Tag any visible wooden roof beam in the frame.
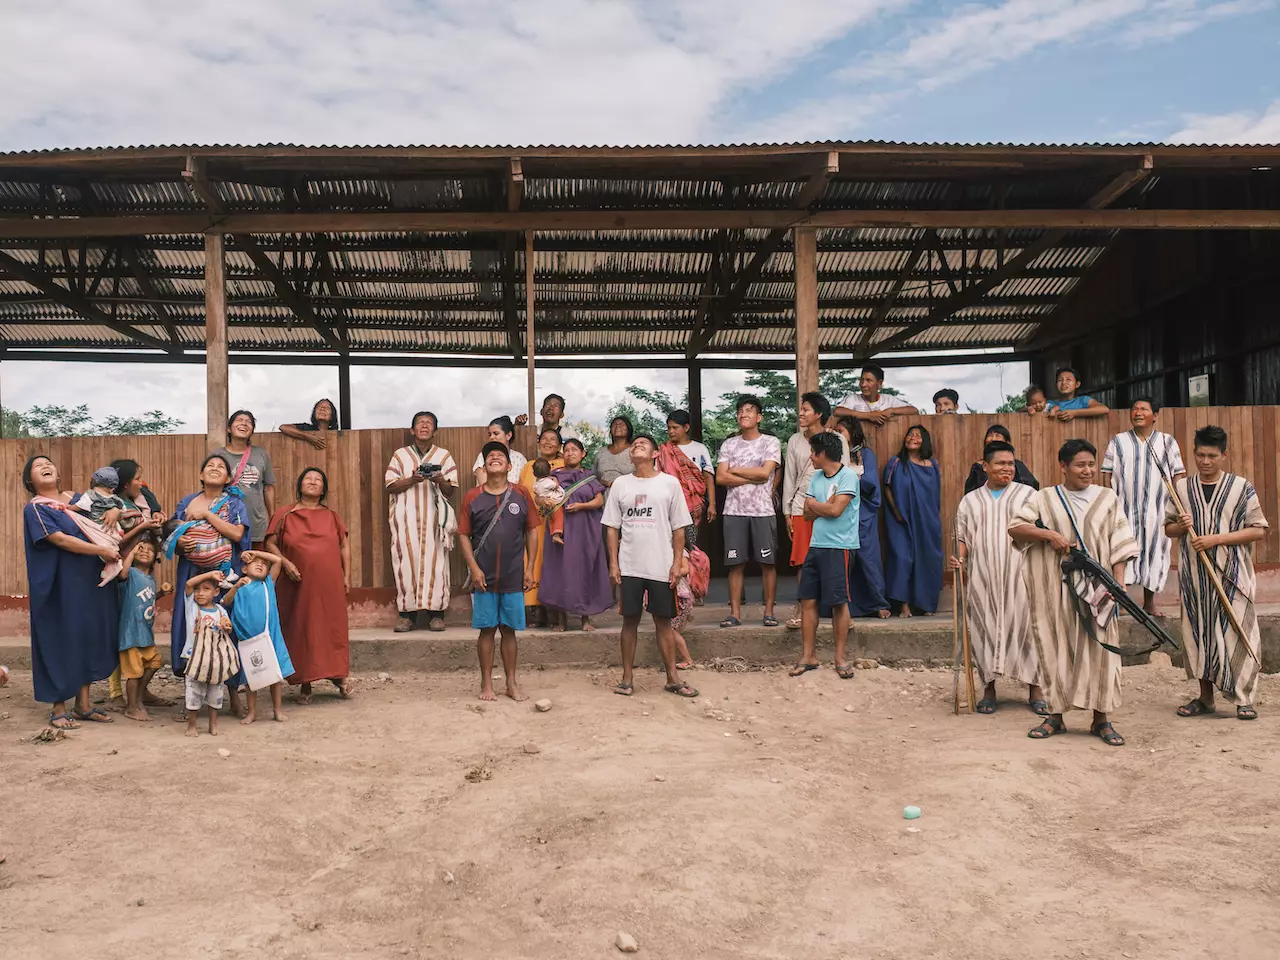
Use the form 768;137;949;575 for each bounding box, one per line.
853;232;930;356
121;242;182;346
870;157;1156;355
507;158;524;213
0;249;175;351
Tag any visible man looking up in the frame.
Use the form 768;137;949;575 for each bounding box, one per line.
716;395;782;628
602;435;697;699
833;364;915;426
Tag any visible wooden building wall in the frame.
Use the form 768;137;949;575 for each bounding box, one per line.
5;408;1279;600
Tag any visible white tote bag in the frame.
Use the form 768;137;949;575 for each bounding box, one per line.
238;587;283;691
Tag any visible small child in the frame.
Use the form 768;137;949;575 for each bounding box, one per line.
671;549;695;669
183;570;240;737
116;535;172;722
69;466;135;586
531;458;566;545
1045;367;1109;420
1024;385;1047;414
223;550;294;725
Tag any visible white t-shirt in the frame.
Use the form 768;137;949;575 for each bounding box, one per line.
838;392;914;413
471;449;527;484
677;440;713;475
718;433;782;518
601;472;693;582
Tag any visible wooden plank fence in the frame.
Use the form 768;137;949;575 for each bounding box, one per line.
3;408;1277;598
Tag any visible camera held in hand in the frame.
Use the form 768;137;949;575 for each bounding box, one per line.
417;462;443;478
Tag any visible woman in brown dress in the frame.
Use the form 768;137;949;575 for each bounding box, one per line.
265;467;353;704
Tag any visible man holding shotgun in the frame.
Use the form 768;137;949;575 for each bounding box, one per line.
1164;425;1267;721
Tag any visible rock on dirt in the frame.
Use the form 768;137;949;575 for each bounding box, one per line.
534;699;553;713
217;748;231;758
523;742;541;755
615;931;639;953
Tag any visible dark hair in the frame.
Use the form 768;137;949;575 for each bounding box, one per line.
1026;384;1046;398
983;440;1016;461
21;453;51;494
666;409;692;428
809;432;843;462
834;415;865;448
1194;424;1228;453
310;398;339;430
481;441;510;465
201;452;233;480
488;415;516;440
110;458;140;496
609;416;634;443
563;437;585;453
1131;396;1160;413
799;391;832;422
541;393;566;411
862;364;886;382
932;388;960;406
984;424;1012;444
410;410;438;430
133;531;163;556
897;425;933;463
1058;438;1097;465
161;516;182;540
532;457;552;478
1055;367;1081;382
538;427;563;444
226;409;256;441
633;434;658;452
295;466;329;502
735;394;764;416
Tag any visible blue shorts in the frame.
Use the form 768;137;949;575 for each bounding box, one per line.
798;547;852;609
471;591;526;630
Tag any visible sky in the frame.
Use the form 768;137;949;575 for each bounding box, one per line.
2;0;1278;432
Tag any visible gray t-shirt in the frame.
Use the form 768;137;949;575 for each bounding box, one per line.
595;446;636;491
213;444;275;542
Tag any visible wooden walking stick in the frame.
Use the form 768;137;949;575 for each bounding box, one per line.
952;563;961;715
1159;473;1260;665
958;564;977;713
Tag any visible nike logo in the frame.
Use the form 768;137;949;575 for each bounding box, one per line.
761;549;772;558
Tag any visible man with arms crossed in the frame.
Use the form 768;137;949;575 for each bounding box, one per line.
603;435;698;699
788;432;860;680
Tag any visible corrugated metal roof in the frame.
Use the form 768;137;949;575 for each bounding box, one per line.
0;141;1269;360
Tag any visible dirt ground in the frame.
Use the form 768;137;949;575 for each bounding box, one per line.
1;657;1276;960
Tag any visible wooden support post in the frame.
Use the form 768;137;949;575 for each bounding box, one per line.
525;231;536;425
688;363;703;440
338;355;353;429
793;227;819;400
204;233;228;451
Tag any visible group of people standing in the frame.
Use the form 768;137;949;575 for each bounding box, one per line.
22;399;354;729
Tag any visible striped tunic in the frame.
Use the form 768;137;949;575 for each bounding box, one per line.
385;444;459;613
1012;485;1139;714
955;483;1039;686
1102;430;1184;593
1165;474;1267;705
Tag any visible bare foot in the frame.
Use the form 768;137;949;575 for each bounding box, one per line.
550;623;566;633
333;678;355;699
505;683;528;702
478;687;497;702
273;710;287;722
581;617;594;632
898;608;913;619
123;705;151;722
876;609;891;619
240;712;256;725
297;682;313;705
185;724;199;738
105;696;126;713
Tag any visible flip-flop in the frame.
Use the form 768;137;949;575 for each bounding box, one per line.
976;699;997;714
835;663;856;680
664;682;699;698
785;616;802;630
788;662;820;677
676;661;694;670
1028;717;1066;739
1090;721;1126;746
613;682;634;697
1237;705;1258;721
1028;699;1050;716
763;615;780;627
72;707;114;723
1176;698;1215;717
720;616;741;628
48;713;80;729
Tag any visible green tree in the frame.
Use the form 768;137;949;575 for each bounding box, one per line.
0;407;31;438
995;391;1030;414
571;420;608;467
10;404;184;437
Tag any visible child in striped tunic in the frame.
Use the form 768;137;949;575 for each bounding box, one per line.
182;570;240;737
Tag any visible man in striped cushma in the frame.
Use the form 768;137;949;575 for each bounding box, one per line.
1102;398;1186;614
1164;425;1267;722
951;440;1046;716
1010;439;1140;747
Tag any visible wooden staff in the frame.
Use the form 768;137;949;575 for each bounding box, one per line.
951;563;961;715
958;564;977;712
1161;474;1260;665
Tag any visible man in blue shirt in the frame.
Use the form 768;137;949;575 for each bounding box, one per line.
789;432;861;680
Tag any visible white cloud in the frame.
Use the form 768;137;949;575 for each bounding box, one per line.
1166;98;1280;144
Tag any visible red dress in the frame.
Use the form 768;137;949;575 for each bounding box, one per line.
267;505;350;683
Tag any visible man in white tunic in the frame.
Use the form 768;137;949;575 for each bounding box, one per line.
385;411;458;632
951;440;1044;715
1102;397;1185;614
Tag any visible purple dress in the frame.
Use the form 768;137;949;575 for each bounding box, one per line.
538;467;613;617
